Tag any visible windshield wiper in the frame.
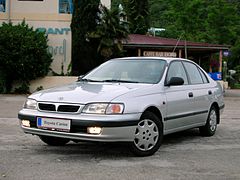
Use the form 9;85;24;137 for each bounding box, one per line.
80;78;102;82
102;79;139;83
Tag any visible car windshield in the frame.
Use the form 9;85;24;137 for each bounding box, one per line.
82;59;166;84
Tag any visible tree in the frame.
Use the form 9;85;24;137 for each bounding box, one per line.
149;0;240;44
206;0;239;45
111;0;129;12
0;21;52;93
71;1;129;74
71;0;100;75
149;0;171;28
88;6;129;60
128;0;150;34
109;0;151;34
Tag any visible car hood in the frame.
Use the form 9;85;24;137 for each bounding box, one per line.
29;82;153;104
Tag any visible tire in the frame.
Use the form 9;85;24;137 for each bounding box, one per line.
39;135;70;146
199;106;218;137
131;111;163;156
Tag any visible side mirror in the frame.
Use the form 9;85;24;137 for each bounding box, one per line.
165;77;184;86
77;75;84;82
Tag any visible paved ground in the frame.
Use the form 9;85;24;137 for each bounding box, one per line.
0;90;240;180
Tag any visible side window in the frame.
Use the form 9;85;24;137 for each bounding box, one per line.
183;62;203;84
0;0;5;12
59;0;73;14
166;61;188;85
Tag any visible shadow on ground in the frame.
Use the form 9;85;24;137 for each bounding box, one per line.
32;128;201;158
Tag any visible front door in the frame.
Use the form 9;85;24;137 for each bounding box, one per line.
164;61;194;133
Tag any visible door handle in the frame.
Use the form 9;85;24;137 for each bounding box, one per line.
188;92;193;98
208;90;212;95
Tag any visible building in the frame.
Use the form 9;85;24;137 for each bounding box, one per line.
124;34;229;77
0;0;111;74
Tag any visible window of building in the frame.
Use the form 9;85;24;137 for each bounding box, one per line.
59;0;73;14
0;0;5;12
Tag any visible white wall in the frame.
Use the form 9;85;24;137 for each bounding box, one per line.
101;0;111;8
11;0;58;14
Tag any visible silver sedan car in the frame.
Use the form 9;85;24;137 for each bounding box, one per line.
18;57;224;156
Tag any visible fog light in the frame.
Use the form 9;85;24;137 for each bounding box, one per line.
22;120;30;127
87;127;102;135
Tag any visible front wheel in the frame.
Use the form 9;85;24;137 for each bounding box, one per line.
39;136;70;146
131;111;163;156
199;106;218;136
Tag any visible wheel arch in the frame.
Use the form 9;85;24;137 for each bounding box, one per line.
142;106;163;123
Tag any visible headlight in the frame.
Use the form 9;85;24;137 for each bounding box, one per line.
82;103;124;114
23;99;37;110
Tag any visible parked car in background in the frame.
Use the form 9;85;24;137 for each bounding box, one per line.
18;57;224;156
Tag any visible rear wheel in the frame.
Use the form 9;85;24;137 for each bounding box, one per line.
199;106;218;136
39;136;70;146
131;111;163;156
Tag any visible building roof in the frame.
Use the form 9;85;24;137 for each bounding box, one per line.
123;34;229;51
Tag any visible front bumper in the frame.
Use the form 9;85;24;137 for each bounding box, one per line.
18;109;141;142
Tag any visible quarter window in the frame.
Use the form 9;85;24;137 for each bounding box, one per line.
199;69;209;83
59;0;73;14
0;0;5;12
166;61;188;85
183;62;203;84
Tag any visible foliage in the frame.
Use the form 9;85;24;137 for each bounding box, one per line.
128;0;150;34
112;0;150;34
0;21;52;93
71;0;129;75
111;0;129;11
234;65;240;82
149;0;239;42
148;0;240;69
0;68;6;93
71;0;101;75
88;6;129;60
14;82;30;94
229;39;240;68
233;83;240;89
36;86;44;92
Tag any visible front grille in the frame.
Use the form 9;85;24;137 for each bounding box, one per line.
38;103;81;113
38;103;56;111
57;105;80;113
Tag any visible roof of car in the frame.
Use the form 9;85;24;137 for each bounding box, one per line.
113;57;192;63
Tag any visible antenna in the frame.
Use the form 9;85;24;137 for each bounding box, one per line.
172;34;183;53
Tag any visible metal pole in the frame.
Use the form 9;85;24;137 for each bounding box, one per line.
185;39;187;59
219;50;223;73
7;0;10;23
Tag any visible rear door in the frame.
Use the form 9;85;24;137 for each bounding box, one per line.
182;61;212;125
